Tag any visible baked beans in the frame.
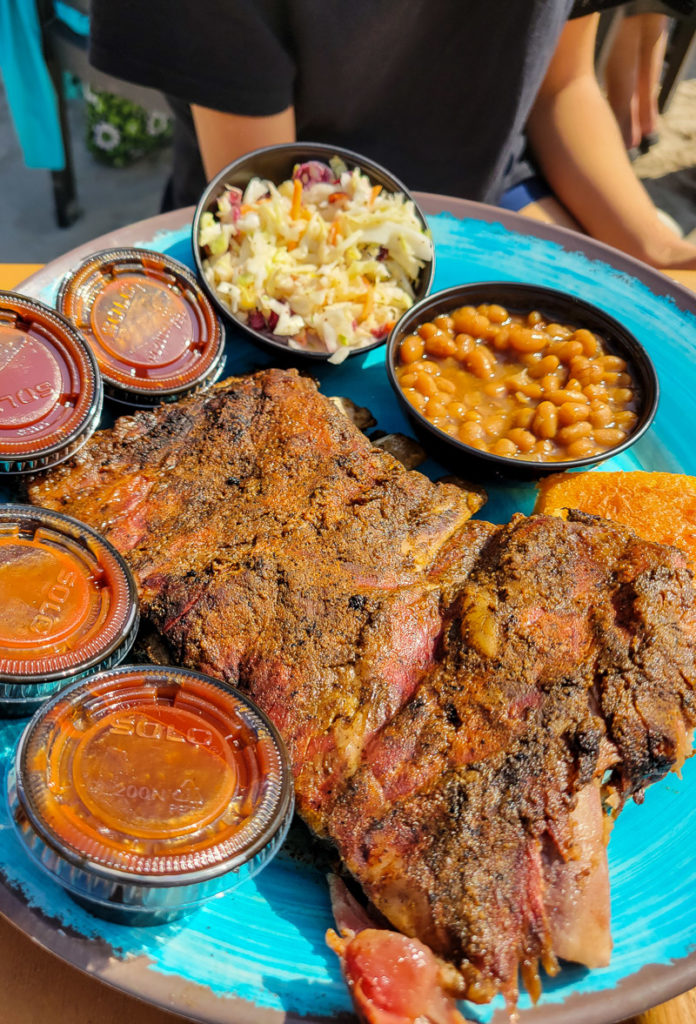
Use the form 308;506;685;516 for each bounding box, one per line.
395;303;640;462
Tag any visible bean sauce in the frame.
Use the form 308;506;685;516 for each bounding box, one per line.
395;304;640;462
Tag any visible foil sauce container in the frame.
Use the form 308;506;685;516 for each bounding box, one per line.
56;248;226;406
0;506;139;716
8;666;294;923
0;292;102;474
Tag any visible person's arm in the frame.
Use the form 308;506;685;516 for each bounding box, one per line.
527;14;696;270
192;105;297;181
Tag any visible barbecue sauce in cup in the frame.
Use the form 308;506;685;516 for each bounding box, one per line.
57;248;226;406
8;666;293;923
0;506;138;715
0;293;102;474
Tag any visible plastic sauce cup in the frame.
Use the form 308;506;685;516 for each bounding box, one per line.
0;505;139;715
57;248;226;406
0;292;102;474
8;665;294;923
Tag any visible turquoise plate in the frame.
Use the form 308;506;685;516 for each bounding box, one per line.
2;198;696;1024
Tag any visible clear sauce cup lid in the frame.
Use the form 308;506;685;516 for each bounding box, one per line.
0;292;102;474
14;666;293;878
57;249;226;406
0;505;139;687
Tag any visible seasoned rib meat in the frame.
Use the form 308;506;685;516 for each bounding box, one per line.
328;511;696;1002
28;369;696;1008
29;370;487;834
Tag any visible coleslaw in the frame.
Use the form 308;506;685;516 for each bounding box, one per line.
198;158;433;363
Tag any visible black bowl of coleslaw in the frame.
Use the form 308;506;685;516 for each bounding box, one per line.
192;143;435;364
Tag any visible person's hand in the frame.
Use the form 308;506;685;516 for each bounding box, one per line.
645;235;696;272
519;196;696;272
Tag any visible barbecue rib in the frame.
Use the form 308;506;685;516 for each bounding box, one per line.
28;369;696;1008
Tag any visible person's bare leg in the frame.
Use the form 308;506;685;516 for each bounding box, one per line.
636;13;668;141
604;15;642;150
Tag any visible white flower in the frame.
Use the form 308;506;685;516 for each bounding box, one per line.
93;121;121;151
147;111;170;136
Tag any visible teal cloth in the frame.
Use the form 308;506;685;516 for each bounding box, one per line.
0;0;65;170
54;0;89;38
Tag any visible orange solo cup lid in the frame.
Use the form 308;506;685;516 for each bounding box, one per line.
15;666;294;878
0;505;139;686
0;292;102;474
57;249;226;406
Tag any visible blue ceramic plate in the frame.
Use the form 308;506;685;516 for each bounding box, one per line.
2;198;696;1024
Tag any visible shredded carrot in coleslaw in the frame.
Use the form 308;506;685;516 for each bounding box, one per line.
198;158;433;361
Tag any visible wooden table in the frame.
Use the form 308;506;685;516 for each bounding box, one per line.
1;251;695;1024
0;264;44;290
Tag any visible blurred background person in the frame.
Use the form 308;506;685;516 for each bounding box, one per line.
604;4;672;155
88;0;696;269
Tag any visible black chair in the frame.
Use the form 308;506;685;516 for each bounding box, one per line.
36;0;171;227
36;0;82;227
658;7;696;110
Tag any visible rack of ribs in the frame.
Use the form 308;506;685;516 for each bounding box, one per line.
27;368;696;1009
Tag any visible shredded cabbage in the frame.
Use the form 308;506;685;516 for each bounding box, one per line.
199;161;433;354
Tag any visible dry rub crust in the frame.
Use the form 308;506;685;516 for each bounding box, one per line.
27;370;696;1007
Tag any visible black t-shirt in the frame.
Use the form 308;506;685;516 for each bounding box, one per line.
90;0;579;203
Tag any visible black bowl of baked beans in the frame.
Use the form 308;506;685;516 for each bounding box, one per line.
386;282;659;480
